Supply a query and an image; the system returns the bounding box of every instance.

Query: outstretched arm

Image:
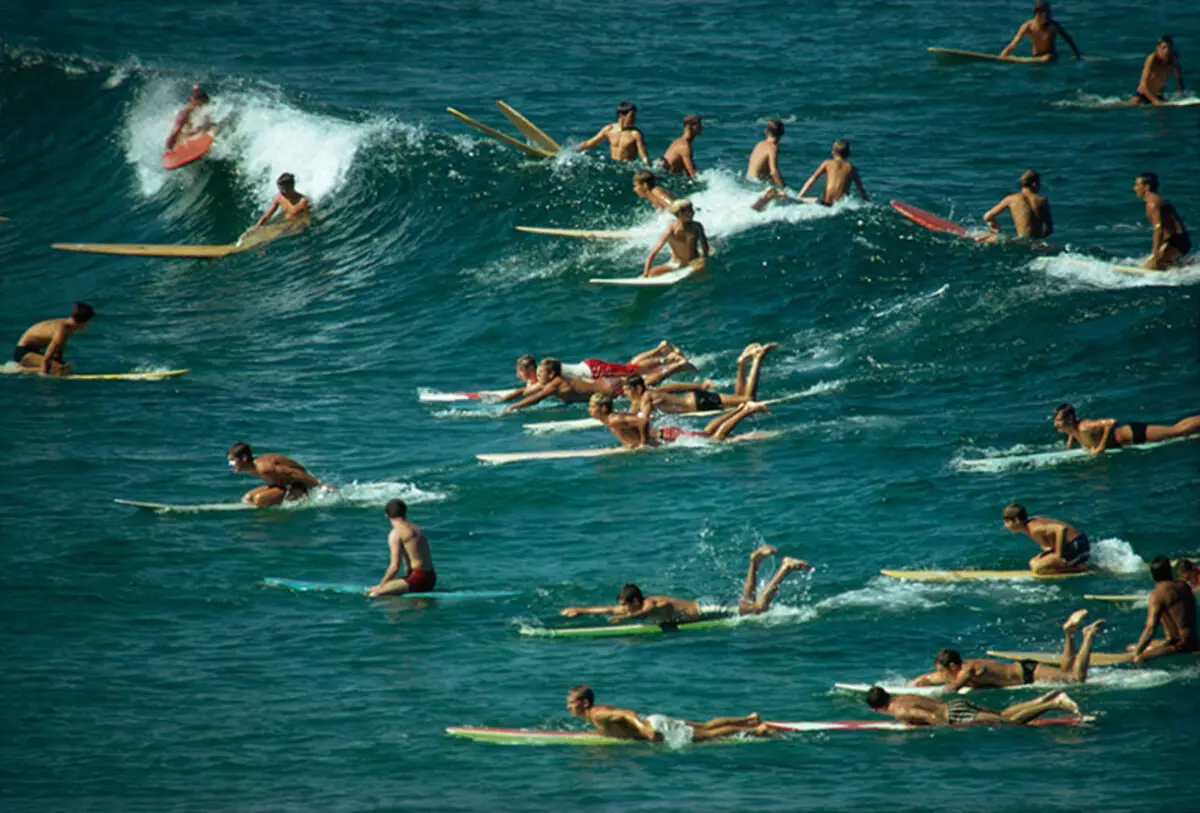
[1000,22,1029,57]
[851,166,870,201]
[502,382,558,413]
[254,196,281,229]
[1055,22,1082,59]
[795,163,827,199]
[578,126,610,152]
[910,671,948,687]
[634,131,650,166]
[982,198,1010,232]
[642,228,671,276]
[561,604,619,617]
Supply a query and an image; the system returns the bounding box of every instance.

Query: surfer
[578,101,650,164]
[1133,172,1190,270]
[657,115,701,178]
[1001,503,1089,573]
[1132,36,1185,106]
[165,84,211,150]
[587,394,770,449]
[623,342,777,415]
[566,685,778,742]
[982,170,1053,239]
[226,442,323,507]
[1177,559,1199,590]
[748,119,788,210]
[866,686,1082,726]
[642,198,709,278]
[12,302,95,376]
[500,343,692,400]
[632,170,676,210]
[249,172,310,233]
[912,610,1104,690]
[501,356,689,413]
[1052,403,1200,454]
[999,1,1082,61]
[1128,556,1198,663]
[795,140,870,206]
[367,499,435,597]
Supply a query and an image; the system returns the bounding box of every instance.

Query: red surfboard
[162,131,215,170]
[890,200,968,237]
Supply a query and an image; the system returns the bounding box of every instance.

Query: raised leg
[1144,415,1200,443]
[742,557,811,615]
[1059,609,1088,669]
[1070,620,1105,682]
[708,401,770,441]
[1001,690,1079,724]
[741,343,778,401]
[733,344,759,396]
[738,546,776,608]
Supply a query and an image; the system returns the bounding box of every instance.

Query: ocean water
[1,1,1198,810]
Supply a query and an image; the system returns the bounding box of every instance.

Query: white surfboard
[417,388,511,403]
[477,430,780,465]
[114,498,255,513]
[522,393,810,433]
[1085,593,1149,603]
[2,368,190,381]
[957,435,1198,473]
[834,682,971,696]
[1047,256,1175,276]
[516,226,639,240]
[590,267,697,287]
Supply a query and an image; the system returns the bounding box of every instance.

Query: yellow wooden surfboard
[447,107,555,158]
[494,100,561,153]
[2,368,190,381]
[51,220,301,259]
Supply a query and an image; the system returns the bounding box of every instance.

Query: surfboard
[833,682,971,697]
[880,569,1093,583]
[520,616,737,639]
[928,47,1045,65]
[890,200,968,237]
[477,429,779,465]
[51,220,300,259]
[987,650,1134,667]
[1047,256,1182,277]
[262,577,521,600]
[1085,594,1148,603]
[447,107,555,158]
[523,393,807,433]
[769,717,1087,731]
[494,100,561,154]
[3,368,190,381]
[590,267,697,287]
[516,226,639,240]
[162,130,215,170]
[957,435,1198,472]
[114,498,255,513]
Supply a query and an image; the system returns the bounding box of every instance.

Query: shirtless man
[1133,172,1190,270]
[796,140,869,206]
[165,84,211,150]
[982,170,1052,239]
[561,546,810,623]
[1053,402,1200,455]
[578,101,650,165]
[866,686,1081,727]
[250,172,310,232]
[632,170,676,210]
[748,119,787,210]
[13,302,95,376]
[567,685,777,743]
[999,1,1082,60]
[912,610,1104,690]
[1177,559,1200,590]
[642,198,709,277]
[500,342,690,400]
[1002,503,1090,574]
[1132,36,1185,106]
[588,393,769,449]
[625,342,777,415]
[367,499,435,597]
[1128,556,1198,663]
[502,355,692,413]
[226,442,323,507]
[657,115,701,178]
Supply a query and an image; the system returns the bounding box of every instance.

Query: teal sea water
[2,1,1198,809]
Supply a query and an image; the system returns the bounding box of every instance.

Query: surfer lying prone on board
[500,356,688,414]
[795,140,870,206]
[912,610,1104,690]
[567,685,778,742]
[367,499,435,597]
[577,101,650,165]
[498,343,692,402]
[642,198,709,277]
[227,442,326,507]
[982,170,1052,240]
[1002,503,1090,574]
[1053,403,1200,455]
[587,393,769,448]
[1132,36,1185,106]
[13,302,94,376]
[1133,172,1190,270]
[999,1,1082,61]
[623,342,777,415]
[165,84,211,150]
[867,686,1082,727]
[632,170,676,210]
[1127,556,1198,664]
[560,546,810,624]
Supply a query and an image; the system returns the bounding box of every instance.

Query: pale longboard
[834,682,971,697]
[494,100,561,153]
[520,616,738,639]
[928,47,1046,65]
[263,578,520,600]
[988,650,1134,667]
[3,368,189,381]
[477,430,779,465]
[957,435,1199,472]
[51,220,300,259]
[114,498,254,513]
[590,266,698,287]
[880,569,1093,583]
[417,388,511,403]
[1085,594,1149,603]
[447,106,555,158]
[523,393,810,433]
[516,226,639,240]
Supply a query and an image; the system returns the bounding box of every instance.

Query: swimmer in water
[578,101,650,164]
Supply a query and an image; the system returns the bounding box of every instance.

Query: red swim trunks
[659,426,704,443]
[403,569,437,593]
[585,358,638,379]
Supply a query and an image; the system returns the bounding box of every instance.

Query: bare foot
[752,723,782,738]
[745,712,761,724]
[738,343,762,362]
[1031,689,1060,704]
[744,401,771,416]
[1054,693,1081,716]
[1063,609,1089,634]
[755,342,780,357]
[781,556,811,572]
[1081,619,1106,636]
[750,545,778,562]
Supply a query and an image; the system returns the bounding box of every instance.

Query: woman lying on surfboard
[1053,403,1200,455]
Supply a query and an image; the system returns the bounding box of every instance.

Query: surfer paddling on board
[587,393,770,448]
[1053,403,1200,454]
[1133,172,1190,270]
[501,356,689,414]
[866,686,1082,726]
[561,546,810,623]
[12,302,94,376]
[749,119,789,210]
[632,171,676,210]
[982,170,1053,239]
[912,610,1105,690]
[656,115,702,178]
[1127,556,1198,664]
[578,101,650,165]
[498,343,692,401]
[795,140,870,206]
[1002,503,1090,574]
[567,686,778,743]
[623,343,777,416]
[1132,36,1185,106]
[226,442,325,507]
[642,198,709,277]
[244,173,310,242]
[165,84,211,150]
[999,1,1082,61]
[367,499,435,597]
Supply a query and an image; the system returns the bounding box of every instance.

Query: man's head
[588,392,614,419]
[69,302,95,327]
[567,684,594,716]
[1134,172,1158,199]
[537,357,562,383]
[617,583,645,612]
[1053,403,1078,430]
[1176,559,1198,587]
[1156,35,1175,60]
[227,442,254,472]
[832,139,850,158]
[616,101,637,126]
[669,198,694,221]
[1033,0,1050,19]
[766,118,785,140]
[683,114,702,137]
[865,686,891,710]
[1002,503,1030,531]
[1149,555,1174,583]
[1020,170,1040,190]
[516,354,537,381]
[632,170,658,196]
[934,648,964,674]
[385,499,407,520]
[277,172,296,191]
[190,84,209,105]
[624,374,646,395]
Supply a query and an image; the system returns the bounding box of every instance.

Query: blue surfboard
[262,577,520,600]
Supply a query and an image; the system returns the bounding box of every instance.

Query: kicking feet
[1051,691,1081,716]
[780,556,811,573]
[737,343,762,363]
[744,401,771,416]
[1081,619,1105,637]
[1063,609,1089,634]
[750,545,778,563]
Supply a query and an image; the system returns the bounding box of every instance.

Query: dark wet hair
[1033,0,1050,12]
[625,373,646,391]
[617,101,637,117]
[70,302,95,323]
[766,118,785,138]
[385,499,407,519]
[1002,503,1029,523]
[541,357,562,377]
[227,442,253,461]
[1136,172,1159,192]
[568,684,594,705]
[617,583,644,605]
[865,687,891,709]
[1160,35,1174,47]
[1054,403,1077,422]
[1020,170,1040,189]
[683,114,702,129]
[277,172,296,187]
[633,170,657,188]
[935,648,963,668]
[517,354,536,371]
[832,139,850,158]
[1150,556,1174,582]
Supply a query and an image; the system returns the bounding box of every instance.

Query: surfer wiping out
[1053,403,1200,454]
[577,101,650,165]
[567,685,779,742]
[12,302,94,376]
[642,198,709,278]
[368,499,436,597]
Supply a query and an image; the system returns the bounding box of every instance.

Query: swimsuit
[1061,533,1091,566]
[659,426,704,443]
[945,698,990,726]
[12,345,35,363]
[1122,422,1148,445]
[1166,232,1192,257]
[689,389,723,412]
[270,483,310,500]
[1134,90,1164,104]
[1019,659,1038,685]
[584,359,638,379]
[644,714,695,744]
[402,568,436,593]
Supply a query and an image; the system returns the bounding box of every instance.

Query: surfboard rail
[880,569,1093,582]
[51,221,301,259]
[516,225,639,240]
[4,368,190,381]
[987,650,1135,667]
[494,100,561,153]
[447,107,555,158]
[890,200,968,236]
[478,430,779,465]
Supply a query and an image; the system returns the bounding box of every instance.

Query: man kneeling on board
[911,610,1104,690]
[13,302,95,376]
[1133,172,1190,270]
[625,342,777,416]
[567,685,778,742]
[368,499,435,597]
[1053,403,1200,454]
[642,198,709,278]
[499,343,691,402]
[226,442,324,507]
[560,546,810,624]
[982,170,1052,240]
[867,686,1082,727]
[1128,556,1197,664]
[588,393,769,448]
[1002,503,1090,574]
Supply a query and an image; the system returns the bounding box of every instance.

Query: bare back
[660,137,693,175]
[886,695,948,726]
[391,519,433,573]
[16,318,71,354]
[747,140,781,185]
[254,453,318,487]
[1150,581,1198,649]
[820,159,856,203]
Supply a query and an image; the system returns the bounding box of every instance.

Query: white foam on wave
[1088,537,1144,574]
[1034,253,1200,290]
[819,577,1065,615]
[1051,91,1200,109]
[289,480,449,510]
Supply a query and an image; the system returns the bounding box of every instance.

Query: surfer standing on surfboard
[367,499,436,597]
[656,115,702,178]
[748,119,788,210]
[632,170,676,210]
[165,84,211,150]
[796,140,870,206]
[13,302,95,376]
[1001,503,1089,573]
[587,392,769,448]
[577,101,650,165]
[226,442,324,507]
[982,170,1052,239]
[1053,403,1200,454]
[999,1,1082,61]
[623,343,777,415]
[642,198,709,277]
[1128,556,1198,663]
[1133,172,1190,270]
[567,685,778,742]
[1132,36,1185,106]
[866,686,1082,726]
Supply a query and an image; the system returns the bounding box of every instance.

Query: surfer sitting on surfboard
[1053,403,1200,455]
[367,499,436,597]
[749,119,788,210]
[632,170,676,210]
[982,170,1052,240]
[226,442,324,507]
[165,84,211,150]
[566,685,778,743]
[1132,36,1185,106]
[577,101,650,165]
[999,1,1082,61]
[1128,556,1198,664]
[911,610,1105,690]
[796,140,870,207]
[1002,503,1090,574]
[642,198,709,278]
[13,302,94,376]
[497,343,693,403]
[560,546,810,624]
[1133,172,1190,270]
[866,686,1082,727]
[587,393,769,448]
[656,115,702,179]
[623,342,777,416]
